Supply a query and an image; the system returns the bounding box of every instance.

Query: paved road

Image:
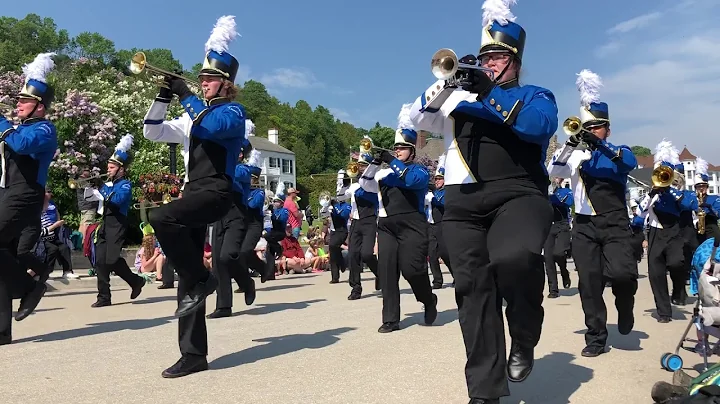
[0,260,705,403]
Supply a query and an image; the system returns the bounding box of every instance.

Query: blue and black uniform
[329,199,351,283]
[91,176,145,306]
[545,185,573,296]
[264,202,289,281]
[242,184,266,280]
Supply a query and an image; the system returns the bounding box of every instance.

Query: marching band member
[0,53,59,343]
[242,150,267,281]
[359,103,437,334]
[545,177,573,298]
[635,141,696,323]
[548,69,637,358]
[340,159,380,299]
[143,16,246,378]
[86,135,145,307]
[409,1,557,400]
[207,135,258,319]
[426,154,453,289]
[673,163,695,306]
[264,183,289,280]
[329,170,351,284]
[694,157,720,244]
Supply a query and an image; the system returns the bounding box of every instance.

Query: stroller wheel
[661,352,683,372]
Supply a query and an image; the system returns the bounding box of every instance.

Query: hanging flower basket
[138,173,182,203]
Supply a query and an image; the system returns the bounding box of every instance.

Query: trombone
[68,173,109,189]
[431,48,495,86]
[359,137,392,155]
[132,193,176,210]
[129,52,200,88]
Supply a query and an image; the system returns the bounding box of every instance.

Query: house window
[269,157,280,168]
[282,159,293,174]
[269,180,278,192]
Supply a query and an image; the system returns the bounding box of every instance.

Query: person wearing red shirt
[283,188,302,238]
[280,226,309,274]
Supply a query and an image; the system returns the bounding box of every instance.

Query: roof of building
[636,146,719,171]
[416,138,444,160]
[248,136,294,155]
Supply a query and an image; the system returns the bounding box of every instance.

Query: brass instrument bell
[430,48,495,83]
[68,173,109,189]
[318,191,331,208]
[359,137,392,155]
[346,161,360,178]
[129,52,200,88]
[651,165,675,189]
[562,116,584,137]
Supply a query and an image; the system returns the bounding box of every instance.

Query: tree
[368,122,395,150]
[631,146,651,156]
[546,135,560,165]
[0,14,70,71]
[68,32,116,63]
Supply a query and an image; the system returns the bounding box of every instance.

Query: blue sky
[7,0,720,158]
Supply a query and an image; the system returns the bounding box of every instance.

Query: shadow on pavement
[234,299,326,316]
[505,352,593,404]
[573,324,649,352]
[257,283,313,293]
[210,326,356,370]
[400,308,458,329]
[14,316,175,343]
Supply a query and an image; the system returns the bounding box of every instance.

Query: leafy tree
[112,48,184,76]
[368,122,395,150]
[0,14,70,71]
[68,32,116,63]
[631,145,651,156]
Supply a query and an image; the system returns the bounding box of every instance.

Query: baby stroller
[651,238,720,403]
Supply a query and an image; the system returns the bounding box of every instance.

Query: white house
[247,128,296,192]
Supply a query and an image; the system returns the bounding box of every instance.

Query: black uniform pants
[330,228,348,282]
[647,226,685,318]
[348,217,379,293]
[698,223,720,249]
[445,192,551,400]
[149,175,232,357]
[15,221,48,277]
[428,222,453,287]
[0,186,44,341]
[95,240,143,303]
[43,238,73,274]
[630,227,646,262]
[544,221,571,294]
[240,219,265,276]
[264,230,285,280]
[377,212,433,324]
[211,205,251,310]
[572,211,638,349]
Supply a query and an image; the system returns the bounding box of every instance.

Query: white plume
[629,187,640,202]
[653,139,679,166]
[115,134,134,153]
[22,52,56,83]
[396,103,415,131]
[576,69,603,107]
[274,181,285,198]
[205,15,239,54]
[437,153,446,170]
[482,0,518,27]
[247,149,262,167]
[245,119,255,137]
[696,157,709,176]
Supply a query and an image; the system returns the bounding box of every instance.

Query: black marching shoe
[347,292,361,301]
[378,322,400,333]
[547,291,559,299]
[244,279,256,306]
[329,279,339,284]
[161,354,209,378]
[581,345,605,357]
[375,278,381,291]
[157,283,174,290]
[130,279,144,300]
[432,284,443,290]
[617,307,634,335]
[657,316,672,323]
[562,278,571,289]
[424,294,438,325]
[507,342,534,382]
[0,335,11,346]
[15,282,47,321]
[206,308,232,319]
[175,274,218,318]
[469,399,500,404]
[91,300,111,308]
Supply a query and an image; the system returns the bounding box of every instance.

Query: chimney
[417,130,429,150]
[268,128,279,145]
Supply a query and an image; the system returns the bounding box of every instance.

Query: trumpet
[431,48,495,86]
[68,173,109,189]
[359,137,392,155]
[562,116,588,137]
[347,161,360,178]
[651,165,675,189]
[129,52,199,88]
[132,193,176,209]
